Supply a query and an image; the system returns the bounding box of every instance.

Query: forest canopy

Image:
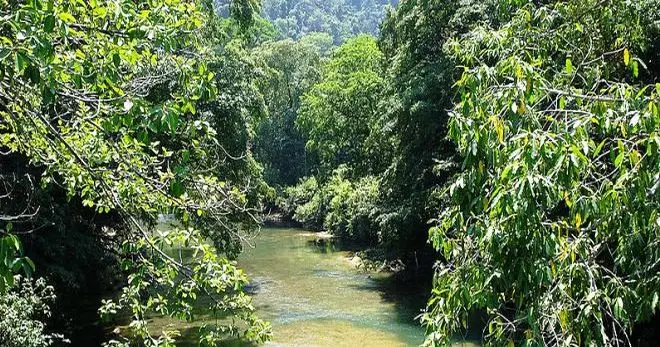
[0,0,658,346]
[261,0,399,43]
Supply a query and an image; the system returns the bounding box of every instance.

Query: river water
[144,227,479,346]
[239,227,425,346]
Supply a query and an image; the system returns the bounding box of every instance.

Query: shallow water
[238,227,424,346]
[145,227,480,346]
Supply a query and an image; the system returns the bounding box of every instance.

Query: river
[239,227,425,346]
[143,227,480,346]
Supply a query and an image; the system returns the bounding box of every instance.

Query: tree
[375,0,499,259]
[252,36,326,187]
[297,34,392,177]
[0,152,127,344]
[423,0,659,345]
[261,0,399,43]
[0,0,271,344]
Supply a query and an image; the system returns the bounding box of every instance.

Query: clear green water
[145,227,479,346]
[238,228,424,346]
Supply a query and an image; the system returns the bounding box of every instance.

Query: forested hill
[261,0,399,43]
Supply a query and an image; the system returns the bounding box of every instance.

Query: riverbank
[262,212,302,228]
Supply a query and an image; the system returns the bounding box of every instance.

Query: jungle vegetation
[0,0,658,346]
[260,0,399,44]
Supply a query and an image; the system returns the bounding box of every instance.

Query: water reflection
[306,238,339,254]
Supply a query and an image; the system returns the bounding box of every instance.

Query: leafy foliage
[298,34,392,176]
[99,227,270,346]
[279,167,380,244]
[373,0,503,259]
[423,0,660,345]
[2,0,657,345]
[0,152,127,343]
[252,36,326,187]
[0,276,64,347]
[323,169,380,244]
[0,0,271,344]
[276,0,497,259]
[0,233,34,292]
[278,176,324,228]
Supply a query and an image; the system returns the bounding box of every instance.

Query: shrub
[280,166,381,244]
[278,176,320,223]
[325,173,380,244]
[0,276,65,347]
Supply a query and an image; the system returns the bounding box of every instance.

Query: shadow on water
[309,231,485,344]
[350,273,486,343]
[348,272,430,325]
[306,236,379,254]
[305,234,430,323]
[305,237,340,254]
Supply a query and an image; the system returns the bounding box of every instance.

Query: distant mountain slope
[262,0,399,43]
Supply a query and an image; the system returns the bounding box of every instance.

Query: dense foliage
[264,0,659,345]
[298,34,392,176]
[0,0,271,345]
[423,0,659,345]
[262,0,399,43]
[1,152,126,344]
[276,0,502,259]
[373,0,508,260]
[252,35,328,187]
[279,167,380,244]
[0,276,64,347]
[2,0,658,345]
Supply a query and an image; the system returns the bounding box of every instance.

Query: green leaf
[148,120,160,133]
[170,180,184,197]
[9,235,20,252]
[15,52,28,73]
[24,64,40,84]
[167,112,179,133]
[137,130,149,143]
[623,48,630,66]
[0,48,11,61]
[614,297,624,319]
[593,140,606,158]
[44,15,56,32]
[182,101,196,114]
[112,52,121,67]
[57,12,76,23]
[565,58,573,73]
[614,151,624,168]
[92,7,108,18]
